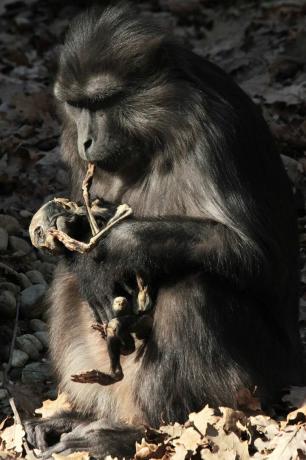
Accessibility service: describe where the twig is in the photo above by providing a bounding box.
[9,397,37,459]
[82,162,99,235]
[3,296,20,386]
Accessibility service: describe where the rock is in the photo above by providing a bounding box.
[18,273,32,289]
[0,214,21,234]
[9,235,31,255]
[0,227,8,252]
[30,319,48,332]
[20,284,47,319]
[0,282,20,294]
[34,331,49,348]
[32,261,55,280]
[0,370,4,386]
[0,290,17,319]
[22,361,52,384]
[26,270,46,285]
[0,389,8,400]
[20,209,33,218]
[12,349,29,368]
[16,334,43,360]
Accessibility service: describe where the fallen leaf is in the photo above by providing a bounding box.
[236,388,261,412]
[189,405,216,436]
[0,423,25,453]
[173,427,202,453]
[286,405,306,425]
[52,453,89,460]
[35,393,71,418]
[266,425,306,459]
[135,438,162,459]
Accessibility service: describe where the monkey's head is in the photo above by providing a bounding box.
[54,4,194,171]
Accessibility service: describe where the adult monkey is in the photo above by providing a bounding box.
[26,3,304,458]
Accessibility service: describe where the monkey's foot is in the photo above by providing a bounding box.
[91,322,108,339]
[71,369,123,386]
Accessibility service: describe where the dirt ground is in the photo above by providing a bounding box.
[0,1,306,458]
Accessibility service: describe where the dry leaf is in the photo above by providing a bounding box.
[35,393,71,418]
[249,414,279,440]
[286,405,306,425]
[172,444,187,460]
[160,423,184,440]
[236,388,261,412]
[189,405,216,436]
[173,427,202,453]
[266,425,306,459]
[200,447,236,459]
[52,453,90,460]
[218,407,248,435]
[0,423,25,453]
[135,438,161,459]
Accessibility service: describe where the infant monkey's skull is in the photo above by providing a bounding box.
[29,199,80,252]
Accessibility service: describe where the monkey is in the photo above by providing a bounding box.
[30,197,153,386]
[25,3,305,459]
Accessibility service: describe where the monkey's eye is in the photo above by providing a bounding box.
[67,93,123,112]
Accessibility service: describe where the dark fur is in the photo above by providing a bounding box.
[27,3,304,458]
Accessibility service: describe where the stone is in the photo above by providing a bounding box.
[11,349,29,368]
[20,209,32,218]
[0,389,8,400]
[22,361,52,384]
[9,236,31,255]
[18,273,32,289]
[34,331,49,348]
[0,282,20,294]
[30,319,48,332]
[33,261,55,280]
[26,270,46,285]
[0,227,8,252]
[20,284,47,319]
[0,290,17,319]
[0,214,21,234]
[16,334,43,360]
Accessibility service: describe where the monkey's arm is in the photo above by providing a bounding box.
[93,217,269,290]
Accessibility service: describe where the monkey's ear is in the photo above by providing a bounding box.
[134,36,165,71]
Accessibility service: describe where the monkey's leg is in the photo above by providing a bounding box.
[25,412,87,452]
[41,419,144,460]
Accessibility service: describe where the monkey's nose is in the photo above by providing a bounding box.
[84,138,93,152]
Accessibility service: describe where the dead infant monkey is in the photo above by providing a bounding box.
[29,164,154,386]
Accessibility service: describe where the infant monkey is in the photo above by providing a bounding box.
[29,163,154,386]
[72,280,153,386]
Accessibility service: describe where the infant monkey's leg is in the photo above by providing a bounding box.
[71,316,137,386]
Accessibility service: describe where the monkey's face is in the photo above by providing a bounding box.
[53,7,187,171]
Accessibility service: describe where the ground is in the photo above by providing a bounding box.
[0,0,306,458]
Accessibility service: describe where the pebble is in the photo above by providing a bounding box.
[0,214,21,234]
[32,261,55,280]
[0,371,4,386]
[30,318,48,332]
[0,389,8,400]
[0,227,8,252]
[20,283,47,318]
[0,290,17,318]
[20,209,33,218]
[18,273,32,289]
[26,270,46,285]
[0,282,20,294]
[9,235,31,255]
[34,331,49,348]
[16,334,43,360]
[12,349,29,368]
[22,361,52,384]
